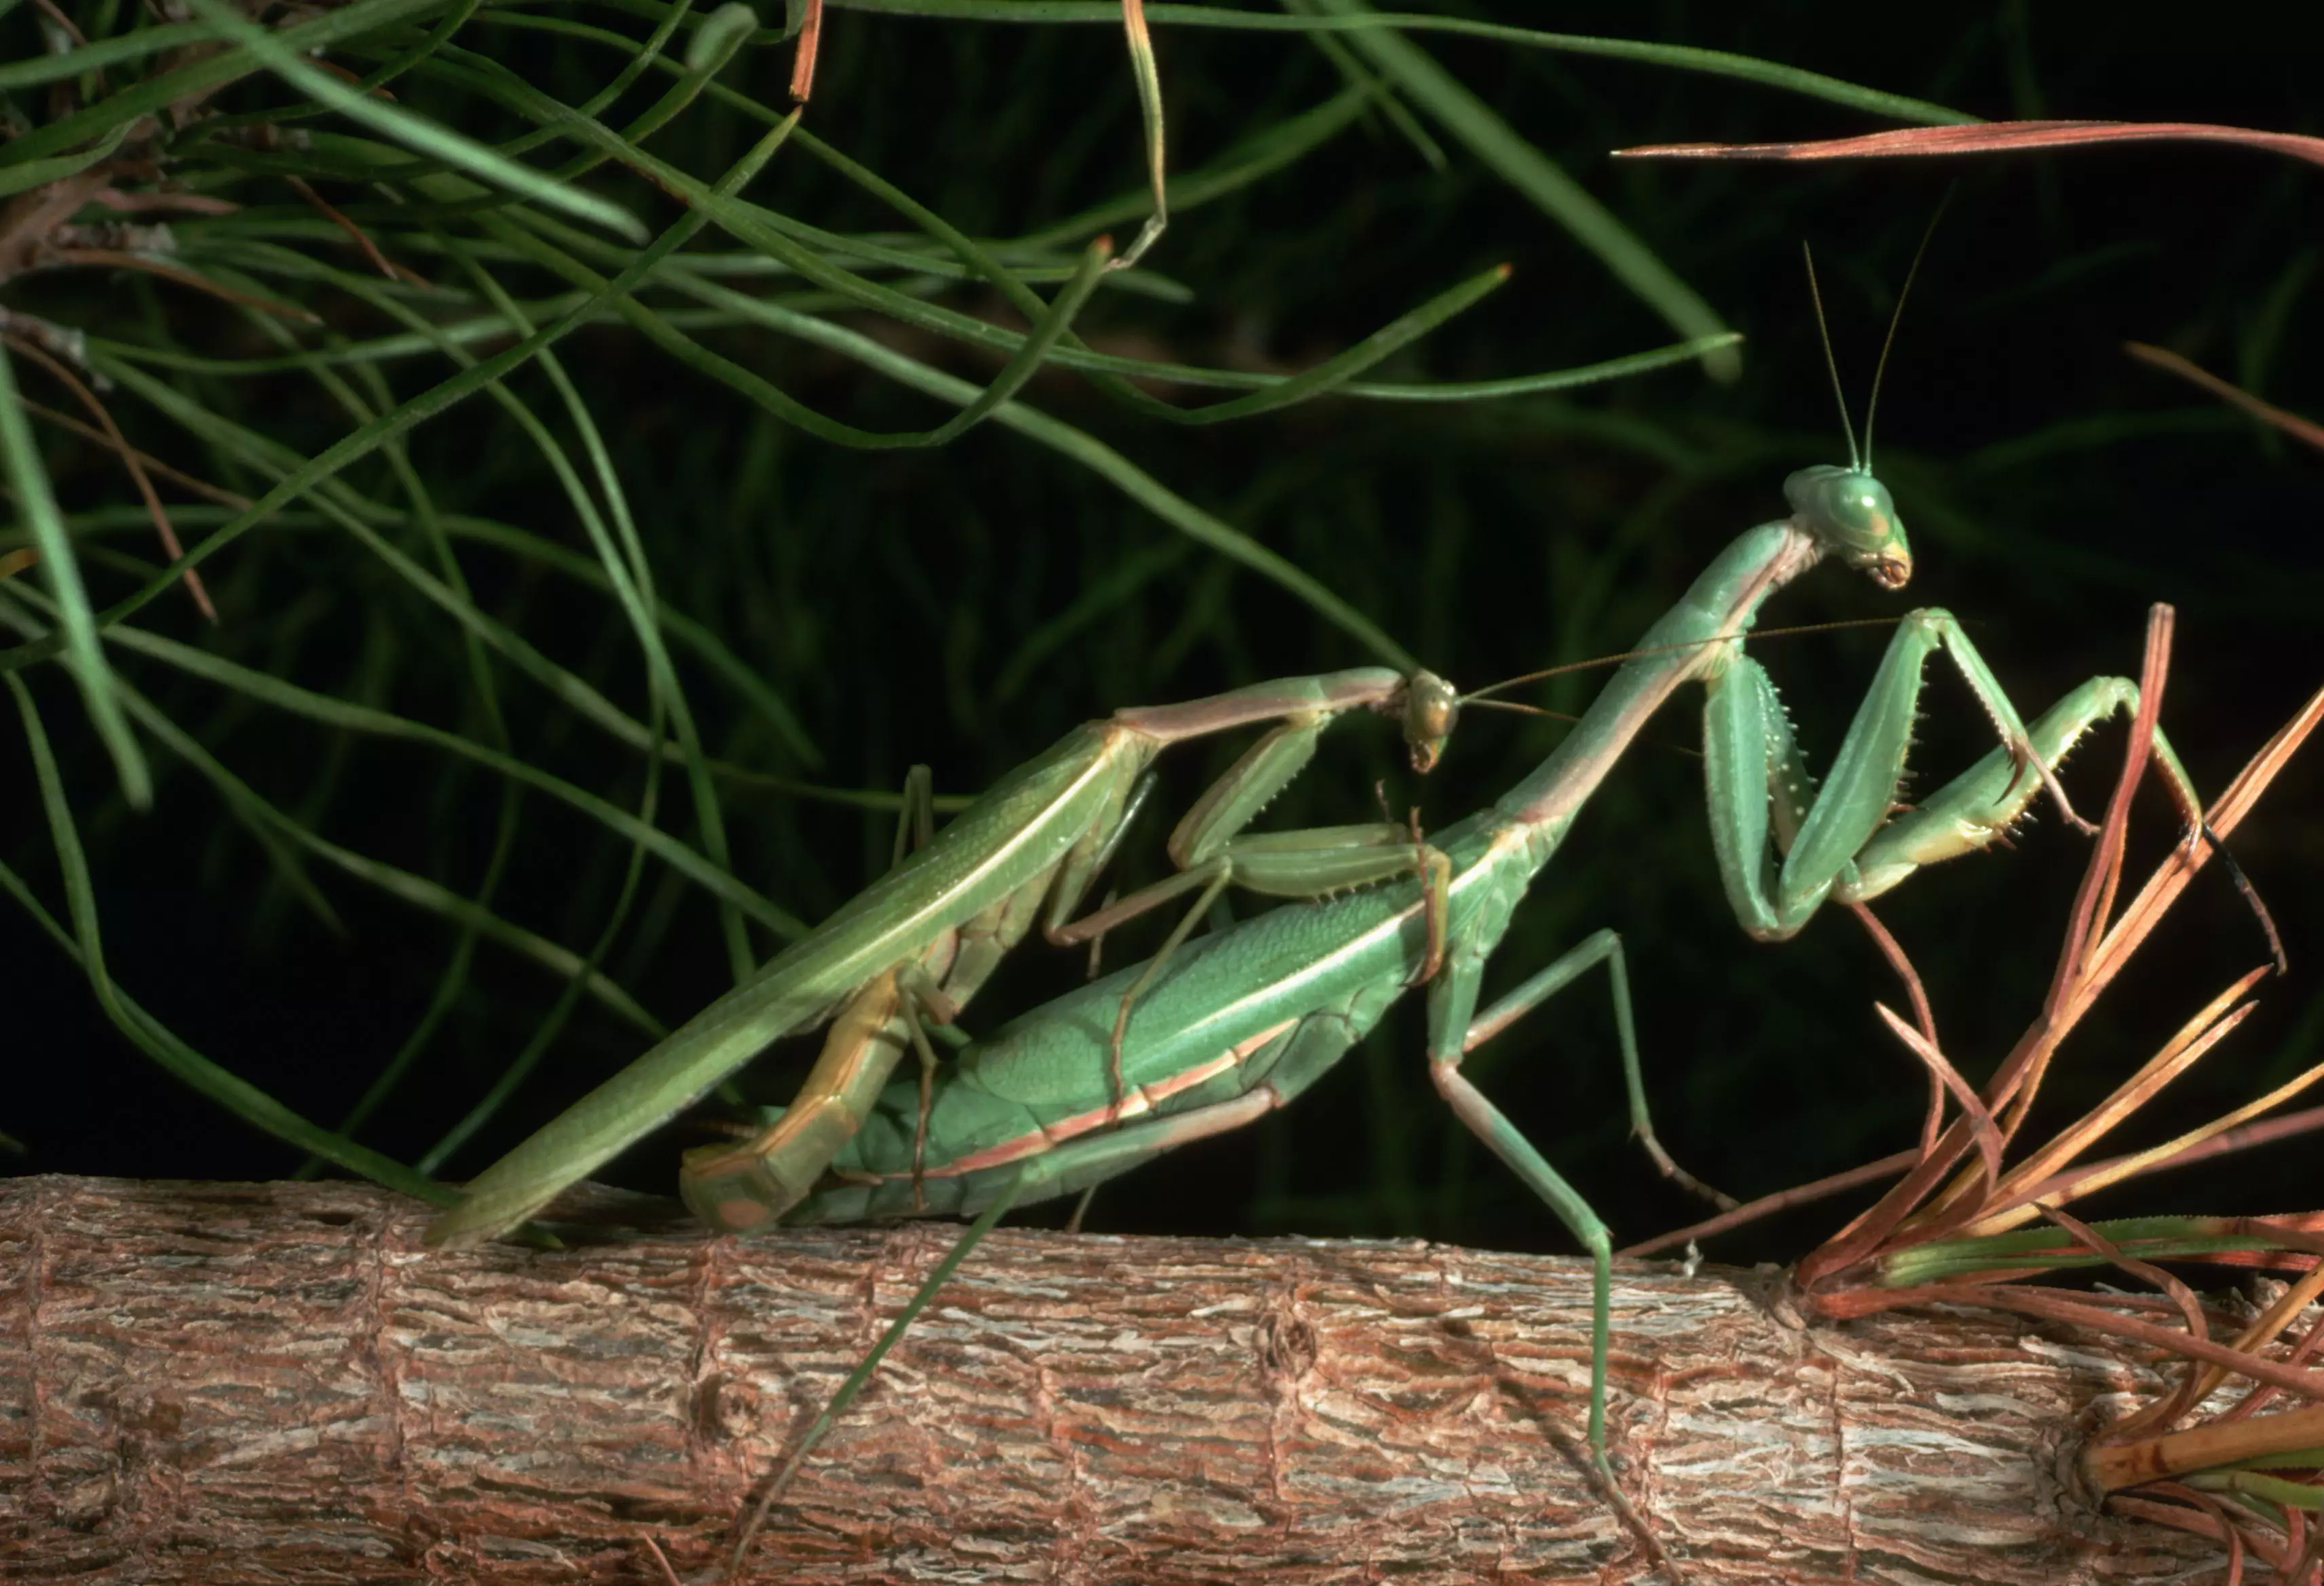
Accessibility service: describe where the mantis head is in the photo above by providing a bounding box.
[1400,670,1459,773]
[1784,464,1912,590]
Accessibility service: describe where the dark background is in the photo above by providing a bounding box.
[5,3,2320,1266]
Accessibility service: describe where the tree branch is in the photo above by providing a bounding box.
[0,1177,2215,1583]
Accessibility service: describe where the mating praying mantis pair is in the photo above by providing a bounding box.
[425,275,2211,1568]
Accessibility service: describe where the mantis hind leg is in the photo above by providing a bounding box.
[1463,928,1735,1211]
[728,1089,1284,1573]
[1417,911,1728,1478]
[1417,932,1674,1568]
[679,969,921,1230]
[727,1164,1030,1578]
[679,770,960,1231]
[1419,1049,1671,1568]
[1421,939,1624,1486]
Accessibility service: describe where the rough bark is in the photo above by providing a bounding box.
[0,1176,2217,1584]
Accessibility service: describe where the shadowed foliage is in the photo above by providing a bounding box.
[3,1,2319,1269]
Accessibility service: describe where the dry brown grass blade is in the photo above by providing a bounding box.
[5,333,217,622]
[2015,603,2175,1135]
[1620,899,1940,1259]
[0,547,36,582]
[1874,1002,2002,1195]
[1847,900,1944,1152]
[1823,1283,2324,1403]
[1975,1051,2324,1237]
[2128,343,2324,455]
[2294,1519,2324,1586]
[2073,658,2162,970]
[284,176,430,286]
[2020,1108,2324,1211]
[2213,1271,2324,1424]
[0,171,111,280]
[2114,1490,2264,1583]
[31,0,90,49]
[1801,629,2323,1294]
[2081,680,2323,996]
[1613,119,2324,172]
[2044,1205,2214,1442]
[18,396,254,510]
[49,249,322,323]
[2091,1403,2324,1492]
[1795,608,2179,1281]
[88,187,238,219]
[1941,968,2272,1238]
[788,0,824,102]
[1112,0,1167,272]
[639,1530,684,1586]
[1615,1150,1915,1259]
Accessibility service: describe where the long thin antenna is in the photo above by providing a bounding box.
[1863,187,1954,467]
[1460,616,1906,704]
[1801,240,1860,470]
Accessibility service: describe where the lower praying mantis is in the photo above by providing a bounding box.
[426,666,1460,1247]
[718,455,2209,1569]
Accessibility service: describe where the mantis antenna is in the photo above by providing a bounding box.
[1800,241,1861,471]
[1862,194,1953,468]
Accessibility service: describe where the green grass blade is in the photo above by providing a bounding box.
[0,119,134,198]
[46,495,823,769]
[4,671,441,1198]
[926,235,1114,443]
[0,0,451,168]
[90,654,669,1038]
[418,712,667,1175]
[1300,0,1737,382]
[1011,83,1377,250]
[0,19,214,93]
[178,0,648,242]
[693,279,1419,668]
[425,235,757,977]
[80,357,734,782]
[817,3,1972,127]
[0,343,151,805]
[1112,0,1168,269]
[0,111,791,679]
[1149,262,1510,423]
[93,616,804,938]
[1341,333,1744,400]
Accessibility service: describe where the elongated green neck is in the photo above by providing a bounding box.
[1494,521,1822,832]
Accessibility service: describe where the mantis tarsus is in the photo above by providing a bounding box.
[426,667,1459,1247]
[721,449,2211,1570]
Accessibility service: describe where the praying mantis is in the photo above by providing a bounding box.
[707,443,2207,1568]
[426,667,1461,1247]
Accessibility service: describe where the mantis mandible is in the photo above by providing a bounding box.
[721,443,2209,1572]
[427,667,1459,1247]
